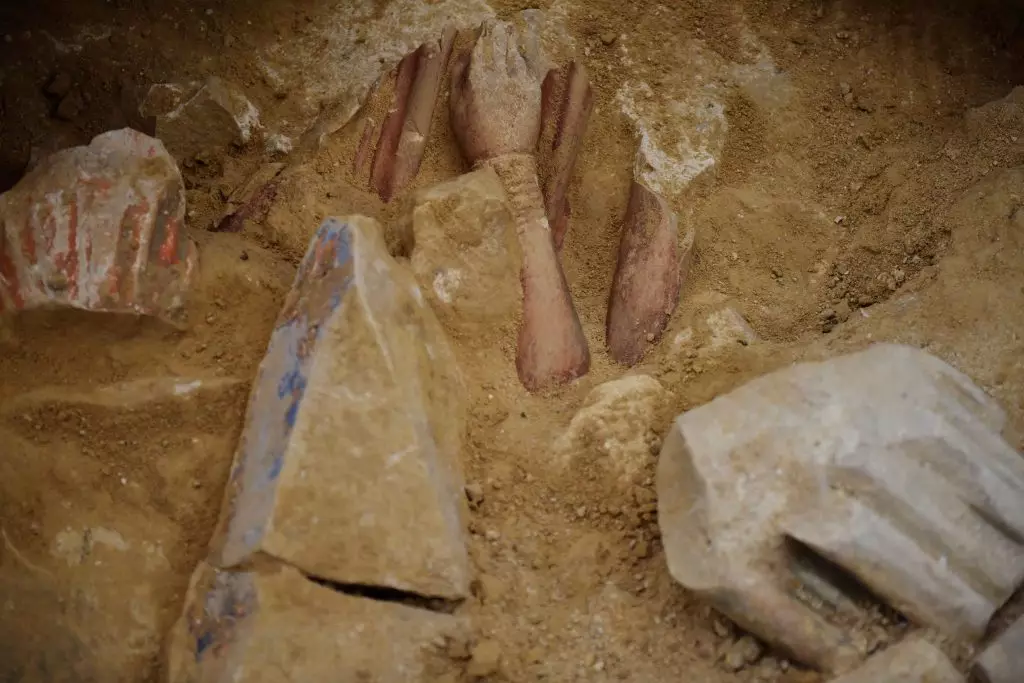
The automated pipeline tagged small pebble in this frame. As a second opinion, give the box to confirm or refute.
[600,31,618,46]
[240,250,249,261]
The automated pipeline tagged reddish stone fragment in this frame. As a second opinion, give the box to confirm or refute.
[606,179,694,366]
[538,61,594,250]
[365,28,456,202]
[0,128,197,323]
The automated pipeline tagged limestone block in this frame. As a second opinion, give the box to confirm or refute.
[155,77,261,161]
[212,216,470,600]
[407,168,521,338]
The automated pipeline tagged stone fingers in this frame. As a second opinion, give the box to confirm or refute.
[709,573,862,674]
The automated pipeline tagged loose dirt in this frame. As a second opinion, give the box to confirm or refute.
[1,0,1023,681]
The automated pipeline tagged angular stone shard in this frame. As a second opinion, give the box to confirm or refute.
[406,167,521,338]
[973,613,1024,683]
[657,344,1024,673]
[537,60,594,249]
[210,216,470,600]
[828,638,963,683]
[155,77,261,162]
[168,563,466,683]
[0,128,197,324]
[607,174,695,366]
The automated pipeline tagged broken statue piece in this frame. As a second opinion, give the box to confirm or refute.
[210,216,470,601]
[657,343,1024,673]
[607,172,695,366]
[972,612,1024,683]
[353,28,456,202]
[168,562,466,683]
[828,638,963,683]
[537,60,594,249]
[0,128,197,324]
[154,77,261,162]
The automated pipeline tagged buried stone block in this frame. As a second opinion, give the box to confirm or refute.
[210,216,470,600]
[0,128,197,324]
[405,167,521,337]
[168,562,466,683]
[153,77,262,162]
[657,343,1024,673]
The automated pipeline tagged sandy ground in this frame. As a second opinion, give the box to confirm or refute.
[1,0,1023,681]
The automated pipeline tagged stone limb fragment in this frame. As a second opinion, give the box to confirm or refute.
[0,128,197,324]
[657,344,1024,673]
[537,60,594,250]
[361,28,456,202]
[972,613,1024,683]
[209,216,470,601]
[168,563,467,683]
[607,176,695,366]
[827,638,963,683]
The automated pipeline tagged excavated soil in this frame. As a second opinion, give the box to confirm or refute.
[1,0,1024,681]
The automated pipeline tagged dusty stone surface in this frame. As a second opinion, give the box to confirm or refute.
[155,77,261,162]
[211,216,470,600]
[0,128,197,323]
[167,562,466,683]
[405,167,521,341]
[828,638,963,683]
[555,375,669,485]
[973,613,1024,683]
[658,343,1024,672]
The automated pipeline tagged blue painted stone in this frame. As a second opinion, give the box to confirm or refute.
[207,215,468,601]
[215,218,355,567]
